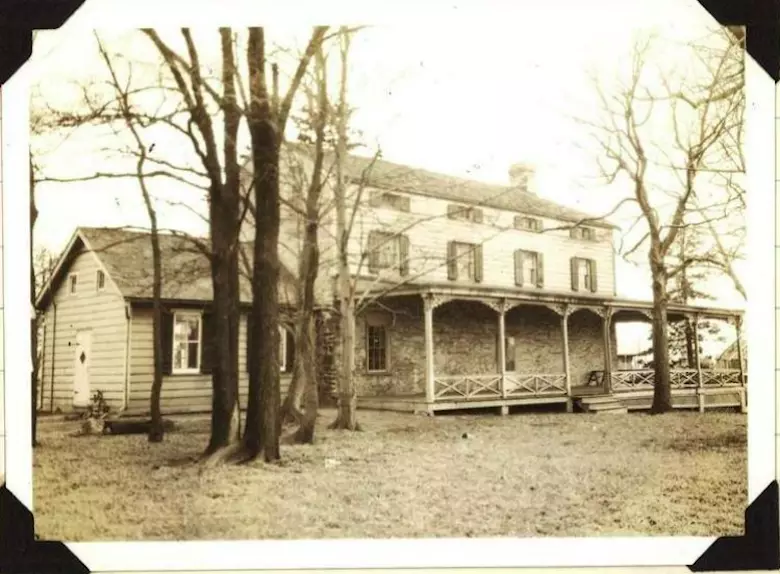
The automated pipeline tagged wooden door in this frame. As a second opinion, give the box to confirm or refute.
[73,330,92,407]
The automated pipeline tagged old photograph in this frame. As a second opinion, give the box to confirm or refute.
[27,0,749,546]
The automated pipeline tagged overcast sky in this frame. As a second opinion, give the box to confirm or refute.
[28,0,745,354]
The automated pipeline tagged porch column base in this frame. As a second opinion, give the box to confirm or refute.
[739,388,747,414]
[697,392,705,413]
[565,398,574,413]
[499,405,509,416]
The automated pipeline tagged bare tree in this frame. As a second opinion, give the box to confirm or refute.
[579,27,744,412]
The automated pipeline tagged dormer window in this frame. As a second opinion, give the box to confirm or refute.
[68,274,78,295]
[570,227,595,241]
[514,216,542,232]
[447,204,483,223]
[369,191,411,212]
[96,270,106,291]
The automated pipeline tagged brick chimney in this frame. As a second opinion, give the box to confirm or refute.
[508,162,535,194]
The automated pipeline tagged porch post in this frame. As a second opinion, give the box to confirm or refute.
[693,314,704,413]
[735,314,746,413]
[561,305,572,412]
[602,307,613,394]
[497,299,507,400]
[423,294,435,406]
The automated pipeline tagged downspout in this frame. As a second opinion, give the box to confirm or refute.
[49,301,57,413]
[122,302,132,412]
[38,309,47,410]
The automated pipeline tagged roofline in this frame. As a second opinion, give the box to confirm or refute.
[34,228,85,310]
[366,282,743,318]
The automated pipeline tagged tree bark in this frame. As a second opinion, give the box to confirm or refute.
[148,221,165,442]
[244,27,282,462]
[329,27,360,431]
[650,244,673,413]
[30,156,39,448]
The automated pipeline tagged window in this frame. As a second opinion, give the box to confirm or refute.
[366,324,388,372]
[279,326,289,372]
[96,270,106,291]
[570,227,595,241]
[68,274,78,295]
[367,231,410,275]
[370,191,411,212]
[514,250,544,287]
[447,204,484,223]
[504,336,516,372]
[514,216,542,232]
[172,312,202,373]
[570,257,597,293]
[447,241,483,282]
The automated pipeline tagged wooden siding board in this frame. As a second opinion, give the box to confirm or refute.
[39,246,128,412]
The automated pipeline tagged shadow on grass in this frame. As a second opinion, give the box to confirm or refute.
[650,430,746,453]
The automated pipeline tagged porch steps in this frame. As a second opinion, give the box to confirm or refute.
[575,394,628,415]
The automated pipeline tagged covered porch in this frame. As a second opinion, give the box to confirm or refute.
[356,284,745,414]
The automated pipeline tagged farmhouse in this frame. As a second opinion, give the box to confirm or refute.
[35,152,746,416]
[34,227,301,414]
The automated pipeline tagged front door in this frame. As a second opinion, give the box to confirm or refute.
[73,330,92,408]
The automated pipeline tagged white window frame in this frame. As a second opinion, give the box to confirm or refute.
[172,311,203,374]
[68,273,78,296]
[96,270,106,292]
[279,325,288,372]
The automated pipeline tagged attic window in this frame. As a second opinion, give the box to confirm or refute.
[447,204,484,223]
[570,227,596,241]
[96,270,106,291]
[370,191,411,212]
[514,216,542,232]
[68,274,78,295]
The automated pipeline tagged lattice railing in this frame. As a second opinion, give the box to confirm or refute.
[611,370,654,391]
[610,369,744,392]
[702,369,742,387]
[670,369,698,388]
[434,374,502,399]
[504,373,566,396]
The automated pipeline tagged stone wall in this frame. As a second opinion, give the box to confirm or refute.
[353,298,618,397]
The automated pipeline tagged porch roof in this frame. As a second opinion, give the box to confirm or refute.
[365,281,742,322]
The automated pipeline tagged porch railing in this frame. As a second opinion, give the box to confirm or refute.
[609,368,743,392]
[433,373,566,401]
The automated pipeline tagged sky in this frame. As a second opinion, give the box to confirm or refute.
[27,0,745,354]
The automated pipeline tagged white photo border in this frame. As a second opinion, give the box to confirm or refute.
[2,0,775,571]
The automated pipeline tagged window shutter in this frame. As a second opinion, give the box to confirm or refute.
[447,241,458,280]
[161,310,174,375]
[367,231,379,273]
[473,209,484,224]
[569,228,578,239]
[246,313,253,372]
[285,327,296,374]
[534,218,543,232]
[570,257,579,291]
[536,252,545,287]
[399,196,411,212]
[447,204,459,219]
[589,259,598,292]
[514,250,524,286]
[200,311,215,374]
[399,235,410,276]
[474,244,483,283]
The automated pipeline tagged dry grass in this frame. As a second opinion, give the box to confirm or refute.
[33,408,746,541]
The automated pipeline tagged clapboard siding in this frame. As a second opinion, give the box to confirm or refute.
[128,308,292,414]
[38,246,128,412]
[347,186,616,295]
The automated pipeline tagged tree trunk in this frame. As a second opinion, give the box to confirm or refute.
[148,228,165,442]
[244,26,281,462]
[650,246,673,413]
[30,157,39,447]
[293,316,318,443]
[281,347,305,425]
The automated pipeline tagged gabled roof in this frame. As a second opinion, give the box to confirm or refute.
[337,153,618,230]
[278,144,618,230]
[35,227,298,310]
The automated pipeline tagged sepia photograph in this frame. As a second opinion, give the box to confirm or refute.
[7,0,771,565]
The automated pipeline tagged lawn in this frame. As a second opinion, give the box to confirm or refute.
[33,408,746,541]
